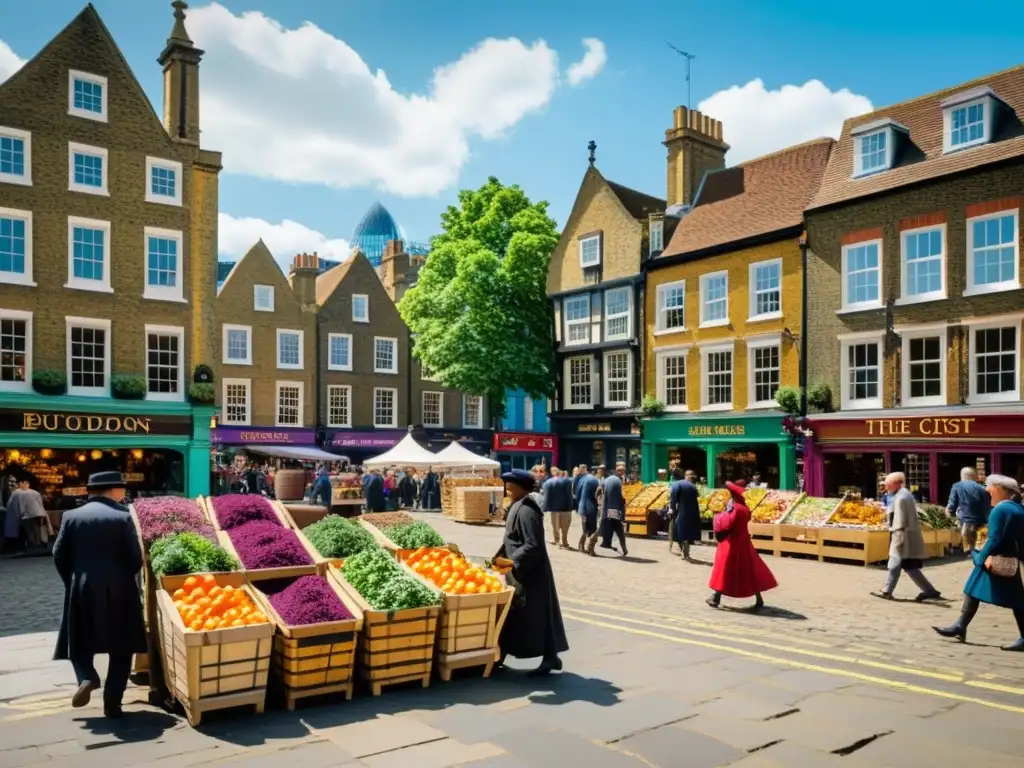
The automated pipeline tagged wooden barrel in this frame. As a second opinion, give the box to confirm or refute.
[274,469,307,502]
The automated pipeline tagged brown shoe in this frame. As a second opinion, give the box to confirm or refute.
[72,681,99,708]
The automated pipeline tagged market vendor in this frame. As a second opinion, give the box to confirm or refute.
[7,479,54,549]
[310,467,333,508]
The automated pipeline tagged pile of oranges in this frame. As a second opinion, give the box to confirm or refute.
[171,574,269,632]
[403,547,504,595]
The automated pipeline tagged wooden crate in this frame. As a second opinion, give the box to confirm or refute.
[154,572,273,726]
[358,517,399,552]
[217,525,325,580]
[332,569,441,696]
[452,487,500,524]
[248,572,363,711]
[442,476,504,517]
[748,523,889,566]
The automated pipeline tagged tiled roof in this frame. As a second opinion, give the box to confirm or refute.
[808,65,1024,211]
[661,138,834,257]
[605,179,665,219]
[315,258,355,305]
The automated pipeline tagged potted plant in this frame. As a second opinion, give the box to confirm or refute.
[774,385,801,415]
[32,369,67,396]
[807,383,834,413]
[189,382,215,404]
[112,374,147,400]
[639,394,665,418]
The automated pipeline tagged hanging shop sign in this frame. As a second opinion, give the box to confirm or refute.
[578,423,612,433]
[212,426,318,445]
[811,414,1024,442]
[493,432,557,452]
[10,410,191,436]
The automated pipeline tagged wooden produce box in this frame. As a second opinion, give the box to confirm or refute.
[452,487,500,525]
[332,568,441,696]
[280,503,329,530]
[213,503,326,578]
[154,572,273,726]
[442,476,504,517]
[358,518,399,552]
[747,522,889,566]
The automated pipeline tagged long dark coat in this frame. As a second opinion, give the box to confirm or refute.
[963,499,1024,609]
[495,495,569,660]
[365,474,386,512]
[421,472,441,510]
[671,479,701,544]
[398,474,416,508]
[52,496,147,660]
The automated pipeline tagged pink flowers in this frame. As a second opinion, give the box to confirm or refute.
[228,520,313,570]
[134,496,214,546]
[211,495,279,530]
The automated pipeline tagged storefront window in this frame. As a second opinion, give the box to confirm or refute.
[937,453,991,506]
[893,452,930,503]
[591,441,604,469]
[714,444,779,489]
[823,452,884,499]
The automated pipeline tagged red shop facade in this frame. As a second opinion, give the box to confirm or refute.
[804,410,1024,504]
[493,432,558,473]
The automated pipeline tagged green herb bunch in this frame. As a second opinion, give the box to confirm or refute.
[385,521,445,549]
[150,532,239,577]
[304,516,379,559]
[341,547,440,611]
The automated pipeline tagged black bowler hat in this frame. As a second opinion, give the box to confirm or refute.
[87,471,127,490]
[501,469,535,490]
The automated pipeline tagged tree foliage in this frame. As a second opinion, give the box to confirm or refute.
[399,177,559,421]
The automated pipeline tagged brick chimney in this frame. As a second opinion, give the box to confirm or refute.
[378,239,414,303]
[289,251,319,309]
[663,106,729,208]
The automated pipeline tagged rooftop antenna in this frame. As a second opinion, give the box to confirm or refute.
[666,43,695,110]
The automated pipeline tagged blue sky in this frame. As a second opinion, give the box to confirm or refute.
[1,0,1022,267]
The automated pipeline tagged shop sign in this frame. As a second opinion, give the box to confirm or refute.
[494,432,556,451]
[212,427,318,445]
[329,430,407,449]
[688,423,745,437]
[13,410,191,436]
[811,414,1024,442]
[578,423,612,433]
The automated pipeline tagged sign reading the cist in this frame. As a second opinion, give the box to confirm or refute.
[814,415,1002,441]
[687,424,745,437]
[17,411,191,436]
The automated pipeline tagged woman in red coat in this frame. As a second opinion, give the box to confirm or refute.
[707,480,778,611]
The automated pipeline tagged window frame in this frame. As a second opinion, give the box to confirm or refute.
[897,322,947,408]
[699,341,735,412]
[221,378,252,426]
[602,349,632,407]
[0,206,34,286]
[253,284,275,312]
[65,315,111,398]
[352,294,369,323]
[275,381,304,427]
[649,217,664,256]
[422,390,444,427]
[144,156,183,206]
[898,224,946,304]
[748,258,783,321]
[67,142,109,196]
[327,332,353,371]
[66,216,112,293]
[839,330,885,411]
[373,387,398,428]
[965,210,1020,296]
[579,234,601,268]
[67,70,108,123]
[853,127,893,177]
[603,286,631,341]
[746,333,782,409]
[462,394,483,429]
[327,384,352,428]
[142,226,185,302]
[222,323,253,366]
[563,355,593,410]
[276,328,304,370]
[655,279,686,334]
[0,308,32,393]
[943,96,992,154]
[373,336,399,374]
[143,323,185,403]
[0,126,32,186]
[655,344,690,412]
[563,294,591,346]
[698,270,729,328]
[965,315,1022,406]
[840,239,883,312]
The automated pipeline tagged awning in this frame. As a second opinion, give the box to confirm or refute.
[243,445,348,462]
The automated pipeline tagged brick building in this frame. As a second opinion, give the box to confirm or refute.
[803,65,1024,502]
[0,2,219,498]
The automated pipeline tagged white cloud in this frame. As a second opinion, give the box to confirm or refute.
[218,213,351,267]
[188,3,599,196]
[699,79,873,164]
[565,38,607,87]
[0,40,25,82]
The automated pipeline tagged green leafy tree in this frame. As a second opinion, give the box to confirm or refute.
[399,177,559,424]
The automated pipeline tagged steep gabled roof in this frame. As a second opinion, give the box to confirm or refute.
[604,179,666,220]
[315,257,356,305]
[218,239,287,294]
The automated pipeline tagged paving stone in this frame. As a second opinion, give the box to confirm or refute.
[676,714,784,752]
[315,714,447,759]
[211,739,356,767]
[415,703,530,743]
[460,756,535,767]
[491,728,646,766]
[361,738,505,768]
[0,746,47,768]
[693,692,797,721]
[760,711,891,754]
[749,741,877,767]
[616,726,745,768]
[509,694,695,742]
[852,730,1024,766]
[761,669,852,696]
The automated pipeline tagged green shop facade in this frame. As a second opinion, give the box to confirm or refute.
[640,412,797,490]
[0,393,216,503]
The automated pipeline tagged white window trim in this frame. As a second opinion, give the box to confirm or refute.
[0,206,34,287]
[352,293,369,323]
[649,217,664,256]
[65,216,112,293]
[275,381,304,427]
[654,279,686,335]
[839,330,885,411]
[373,387,398,428]
[462,394,483,429]
[253,284,275,312]
[67,70,108,122]
[563,355,593,410]
[579,234,601,268]
[0,126,32,186]
[746,333,783,410]
[65,315,111,398]
[898,323,947,408]
[221,378,252,426]
[748,258,783,321]
[942,96,993,154]
[222,323,252,366]
[327,384,352,428]
[327,332,353,371]
[142,226,185,302]
[967,319,1021,406]
[373,336,399,374]
[839,239,884,313]
[852,127,894,178]
[964,210,1020,296]
[602,349,633,408]
[655,344,690,413]
[699,341,735,412]
[422,390,444,427]
[699,270,729,329]
[0,308,32,393]
[67,142,109,196]
[143,324,185,403]
[144,156,183,206]
[897,223,946,305]
[276,328,305,370]
[603,286,631,341]
[563,295,591,346]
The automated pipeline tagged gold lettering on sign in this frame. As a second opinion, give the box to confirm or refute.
[21,412,153,434]
[578,423,612,433]
[687,424,746,437]
[865,417,975,437]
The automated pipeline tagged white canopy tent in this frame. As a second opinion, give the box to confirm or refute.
[363,433,439,469]
[433,440,500,471]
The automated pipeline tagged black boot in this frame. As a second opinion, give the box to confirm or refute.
[706,592,721,609]
[528,656,563,676]
[933,624,967,643]
[752,593,765,612]
[1001,638,1024,652]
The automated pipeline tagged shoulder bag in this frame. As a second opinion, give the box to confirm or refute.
[986,554,1020,579]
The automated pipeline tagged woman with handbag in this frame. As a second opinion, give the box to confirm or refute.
[933,474,1024,651]
[707,480,778,611]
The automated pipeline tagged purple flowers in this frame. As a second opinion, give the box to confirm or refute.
[266,575,354,626]
[228,520,313,570]
[212,495,279,530]
[134,496,214,546]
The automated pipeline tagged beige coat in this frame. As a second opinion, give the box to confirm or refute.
[889,487,927,562]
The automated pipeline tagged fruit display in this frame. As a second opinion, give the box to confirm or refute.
[331,474,363,500]
[782,495,845,526]
[829,500,887,528]
[649,488,671,510]
[750,491,799,524]
[623,483,644,505]
[401,547,505,595]
[743,487,768,510]
[918,504,957,530]
[705,489,731,514]
[170,574,268,631]
[627,483,668,512]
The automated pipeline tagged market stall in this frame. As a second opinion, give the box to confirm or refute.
[363,434,439,469]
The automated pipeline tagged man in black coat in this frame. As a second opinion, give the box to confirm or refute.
[364,469,387,512]
[671,468,702,561]
[52,472,146,718]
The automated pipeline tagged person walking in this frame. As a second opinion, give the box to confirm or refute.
[933,474,1024,651]
[364,469,386,512]
[575,466,600,552]
[52,472,146,718]
[398,467,417,509]
[310,467,333,508]
[707,480,777,611]
[541,467,573,548]
[671,468,702,561]
[946,467,990,555]
[588,464,628,556]
[874,472,942,602]
[493,469,569,675]
[7,478,55,549]
[420,467,441,511]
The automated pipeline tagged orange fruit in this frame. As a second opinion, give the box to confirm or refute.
[464,581,476,592]
[189,587,206,600]
[208,586,222,599]
[231,619,245,627]
[451,584,464,595]
[172,588,186,600]
[183,576,199,591]
[189,619,204,631]
[203,618,218,631]
[201,574,217,588]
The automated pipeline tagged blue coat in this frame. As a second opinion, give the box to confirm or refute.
[947,480,990,525]
[962,499,1024,609]
[671,479,701,543]
[603,475,625,519]
[541,476,572,512]
[576,474,599,518]
[311,474,333,506]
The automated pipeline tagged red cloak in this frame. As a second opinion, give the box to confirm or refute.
[709,482,778,598]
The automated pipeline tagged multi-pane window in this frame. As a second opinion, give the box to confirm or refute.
[649,218,664,255]
[352,294,369,322]
[902,228,943,299]
[276,383,302,426]
[463,394,483,428]
[699,272,728,326]
[374,387,397,428]
[703,348,733,407]
[146,328,182,400]
[0,211,28,279]
[222,380,250,425]
[579,235,600,267]
[845,341,880,406]
[842,242,881,309]
[147,235,178,289]
[374,337,397,373]
[858,130,887,174]
[277,330,303,369]
[422,391,442,427]
[254,284,274,311]
[656,281,685,331]
[73,151,103,189]
[750,260,781,318]
[71,224,106,283]
[223,325,251,364]
[145,158,182,205]
[751,344,780,405]
[151,166,175,198]
[906,335,942,402]
[564,295,590,344]
[972,326,1018,401]
[604,351,630,406]
[604,287,630,340]
[328,333,351,370]
[71,74,105,117]
[567,356,592,407]
[950,101,985,148]
[328,385,351,427]
[658,353,687,409]
[0,314,29,388]
[968,213,1018,292]
[68,321,108,394]
[0,128,29,183]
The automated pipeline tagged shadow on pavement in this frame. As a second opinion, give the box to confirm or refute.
[75,709,178,742]
[717,604,809,621]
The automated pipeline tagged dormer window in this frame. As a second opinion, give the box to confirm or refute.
[942,87,1001,153]
[857,131,887,174]
[648,215,664,257]
[579,234,601,267]
[851,119,904,177]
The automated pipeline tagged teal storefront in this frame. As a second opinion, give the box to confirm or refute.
[641,413,796,490]
[0,393,215,500]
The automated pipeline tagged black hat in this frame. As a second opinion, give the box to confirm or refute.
[87,471,127,490]
[501,469,535,490]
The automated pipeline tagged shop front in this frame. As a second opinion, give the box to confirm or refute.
[324,429,409,465]
[493,431,558,473]
[805,409,1024,504]
[641,413,796,490]
[553,415,642,481]
[0,394,214,504]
